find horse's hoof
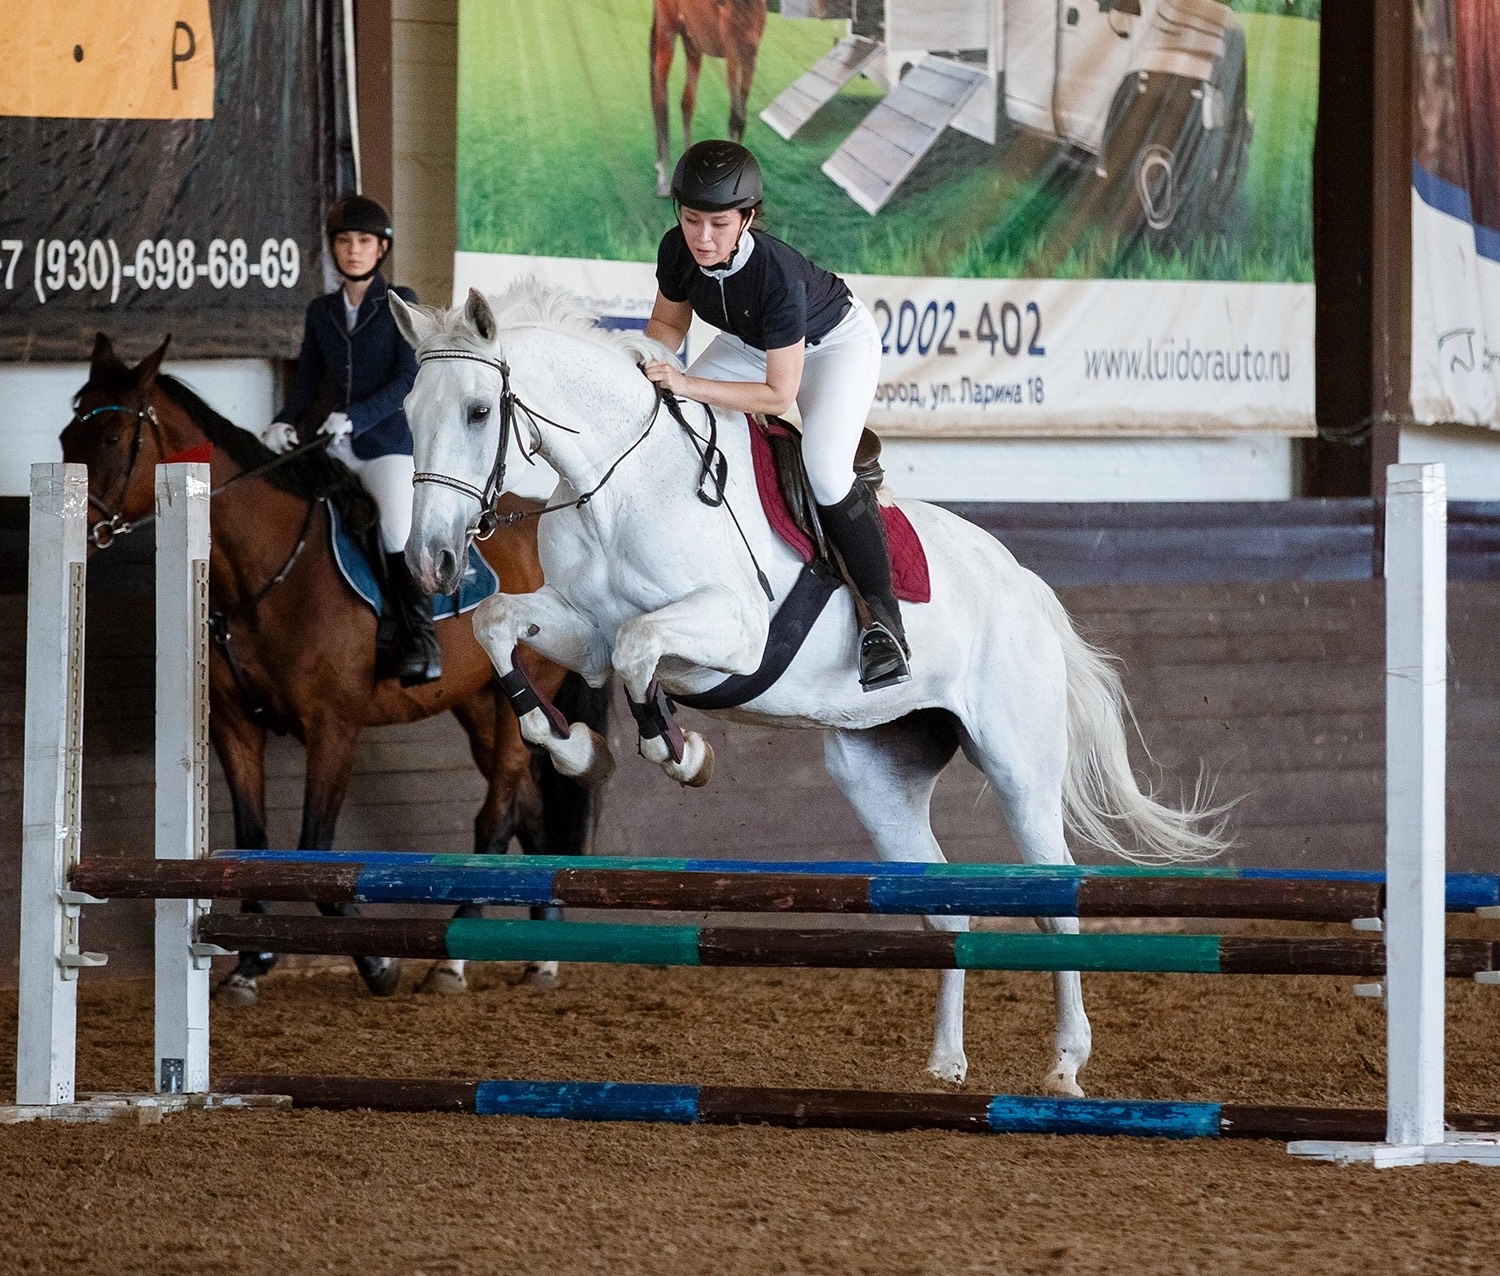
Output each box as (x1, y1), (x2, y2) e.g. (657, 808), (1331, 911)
(415, 964), (468, 996)
(671, 736), (713, 788)
(1043, 1071), (1085, 1098)
(518, 962), (559, 991)
(925, 1052), (968, 1086)
(357, 956), (402, 997)
(214, 972), (259, 1007)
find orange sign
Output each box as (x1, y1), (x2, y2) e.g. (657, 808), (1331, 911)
(0, 1), (214, 119)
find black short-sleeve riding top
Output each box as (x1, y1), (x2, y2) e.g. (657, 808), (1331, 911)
(656, 226), (852, 351)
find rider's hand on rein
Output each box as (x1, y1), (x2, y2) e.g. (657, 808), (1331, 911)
(261, 421), (299, 454)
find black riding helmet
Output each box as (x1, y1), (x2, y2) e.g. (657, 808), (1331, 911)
(671, 140), (763, 212)
(326, 194), (393, 282)
(326, 194), (394, 242)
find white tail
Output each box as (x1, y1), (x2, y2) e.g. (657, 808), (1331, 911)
(1038, 588), (1235, 864)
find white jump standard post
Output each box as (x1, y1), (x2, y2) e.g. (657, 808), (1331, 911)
(1291, 463), (1500, 1166)
(154, 461), (214, 1094)
(15, 463), (103, 1108)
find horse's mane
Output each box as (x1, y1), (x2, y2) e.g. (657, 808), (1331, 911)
(426, 276), (681, 366)
(153, 374), (371, 521)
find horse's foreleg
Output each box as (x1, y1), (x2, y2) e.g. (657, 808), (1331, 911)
(680, 41), (702, 155)
(302, 721), (402, 998)
(472, 588), (615, 786)
(825, 717), (968, 1085)
(209, 703), (276, 1007)
(650, 18), (675, 196)
(611, 586), (761, 788)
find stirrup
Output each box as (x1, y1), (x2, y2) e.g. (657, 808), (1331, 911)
(858, 622), (910, 692)
(397, 638), (442, 687)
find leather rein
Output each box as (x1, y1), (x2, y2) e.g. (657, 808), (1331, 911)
(410, 347), (768, 596)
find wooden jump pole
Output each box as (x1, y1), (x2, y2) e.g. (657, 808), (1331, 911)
(193, 913), (1500, 978)
(71, 854), (1500, 919)
(217, 1073), (1500, 1145)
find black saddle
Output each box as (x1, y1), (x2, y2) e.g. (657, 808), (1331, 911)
(759, 415), (884, 567)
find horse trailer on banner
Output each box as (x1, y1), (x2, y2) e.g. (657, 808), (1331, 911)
(765, 0), (1252, 234)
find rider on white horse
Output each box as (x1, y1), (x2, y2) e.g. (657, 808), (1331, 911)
(641, 141), (907, 692)
(261, 195), (442, 686)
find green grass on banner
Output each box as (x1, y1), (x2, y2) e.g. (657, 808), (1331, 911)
(458, 1), (1316, 282)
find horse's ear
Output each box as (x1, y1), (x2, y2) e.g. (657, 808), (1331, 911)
(465, 288), (499, 344)
(90, 331), (120, 372)
(135, 335), (171, 386)
(389, 290), (438, 350)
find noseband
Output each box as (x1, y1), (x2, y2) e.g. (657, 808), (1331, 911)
(74, 401), (162, 548)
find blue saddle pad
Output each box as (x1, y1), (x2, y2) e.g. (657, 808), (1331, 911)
(328, 503), (498, 620)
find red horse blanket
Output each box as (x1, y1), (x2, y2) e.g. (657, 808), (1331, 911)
(747, 418), (931, 604)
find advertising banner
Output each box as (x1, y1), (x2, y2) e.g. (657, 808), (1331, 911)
(0, 0), (354, 361)
(1411, 0), (1500, 427)
(455, 0), (1318, 436)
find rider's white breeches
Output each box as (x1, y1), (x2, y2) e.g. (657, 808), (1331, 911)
(339, 450), (415, 553)
(687, 298), (882, 507)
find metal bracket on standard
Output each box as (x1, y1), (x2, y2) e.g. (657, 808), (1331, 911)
(57, 949), (108, 978)
(1351, 916), (1384, 932)
(1477, 906), (1500, 919)
(59, 890), (108, 911)
(1353, 982), (1385, 1000)
(188, 941), (232, 969)
(1474, 971), (1500, 986)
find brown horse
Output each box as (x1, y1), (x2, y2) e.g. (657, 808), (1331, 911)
(651, 0), (767, 196)
(61, 335), (608, 1003)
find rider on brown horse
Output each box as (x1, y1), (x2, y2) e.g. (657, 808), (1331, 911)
(261, 195), (442, 686)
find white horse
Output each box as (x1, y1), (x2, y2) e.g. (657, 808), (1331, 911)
(391, 281), (1230, 1095)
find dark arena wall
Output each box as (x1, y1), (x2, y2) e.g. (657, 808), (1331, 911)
(4, 499), (1500, 988)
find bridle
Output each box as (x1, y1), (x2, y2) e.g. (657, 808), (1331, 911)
(72, 400), (162, 548)
(411, 342), (769, 599)
(76, 395), (332, 550)
(411, 347), (683, 540)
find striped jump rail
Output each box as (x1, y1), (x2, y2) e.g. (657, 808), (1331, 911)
(194, 914), (1500, 977)
(218, 1073), (1500, 1144)
(71, 851), (1500, 920)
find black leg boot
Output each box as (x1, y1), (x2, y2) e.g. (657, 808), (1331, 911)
(817, 483), (912, 692)
(385, 552), (444, 687)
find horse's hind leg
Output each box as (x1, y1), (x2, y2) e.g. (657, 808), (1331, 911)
(724, 34), (759, 141)
(680, 40), (702, 154)
(960, 709), (1092, 1097)
(824, 711), (968, 1084)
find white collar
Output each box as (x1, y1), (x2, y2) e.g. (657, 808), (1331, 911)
(698, 228), (756, 281)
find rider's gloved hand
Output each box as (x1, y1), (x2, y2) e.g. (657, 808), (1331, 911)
(260, 421), (298, 454)
(318, 411), (354, 442)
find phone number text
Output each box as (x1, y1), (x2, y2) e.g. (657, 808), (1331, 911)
(1, 237), (303, 304)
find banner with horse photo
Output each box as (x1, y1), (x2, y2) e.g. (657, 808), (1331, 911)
(1411, 0), (1500, 427)
(0, 0), (354, 361)
(454, 0), (1317, 436)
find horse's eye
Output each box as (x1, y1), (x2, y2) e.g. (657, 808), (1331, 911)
(467, 403), (490, 425)
(105, 432), (121, 445)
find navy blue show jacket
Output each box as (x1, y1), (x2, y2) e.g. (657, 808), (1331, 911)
(276, 273), (419, 460)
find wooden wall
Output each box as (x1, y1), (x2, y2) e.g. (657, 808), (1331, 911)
(391, 0), (458, 308)
(5, 502), (1500, 988)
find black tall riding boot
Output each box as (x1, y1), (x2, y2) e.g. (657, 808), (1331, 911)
(385, 552), (443, 686)
(817, 483), (911, 692)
